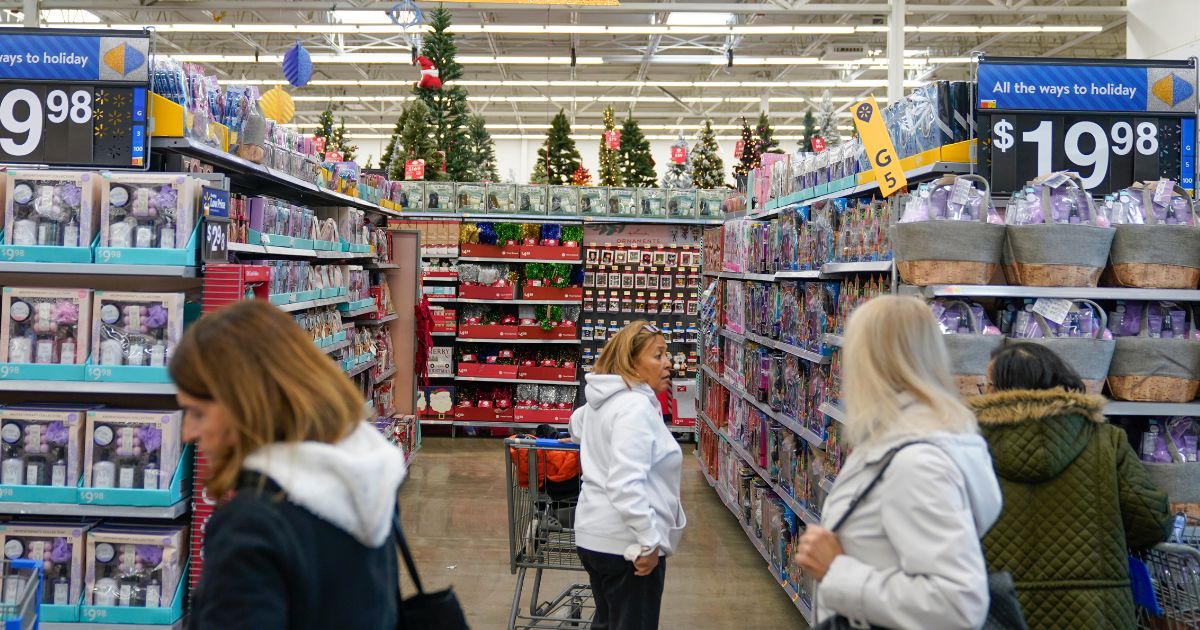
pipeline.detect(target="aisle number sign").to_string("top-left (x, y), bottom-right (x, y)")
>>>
top-left (0, 29), bottom-right (151, 168)
top-left (851, 97), bottom-right (907, 197)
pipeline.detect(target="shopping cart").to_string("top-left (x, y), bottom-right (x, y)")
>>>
top-left (0, 559), bottom-right (42, 630)
top-left (505, 436), bottom-right (593, 630)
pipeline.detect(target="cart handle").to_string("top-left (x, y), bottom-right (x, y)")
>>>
top-left (1150, 542), bottom-right (1200, 561)
top-left (504, 436), bottom-right (581, 449)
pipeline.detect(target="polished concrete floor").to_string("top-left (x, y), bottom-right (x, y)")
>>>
top-left (400, 436), bottom-right (809, 629)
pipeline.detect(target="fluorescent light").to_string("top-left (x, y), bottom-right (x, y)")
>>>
top-left (980, 25), bottom-right (1042, 33)
top-left (665, 12), bottom-right (734, 26)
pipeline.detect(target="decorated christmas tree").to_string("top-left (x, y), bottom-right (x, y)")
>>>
top-left (312, 108), bottom-right (336, 153)
top-left (598, 105), bottom-right (622, 186)
top-left (756, 111), bottom-right (781, 155)
top-left (815, 90), bottom-right (841, 148)
top-left (661, 133), bottom-right (693, 189)
top-left (465, 114), bottom-right (499, 182)
top-left (692, 119), bottom-right (726, 189)
top-left (389, 100), bottom-right (443, 180)
top-left (801, 111), bottom-right (817, 151)
top-left (732, 117), bottom-right (761, 188)
top-left (571, 166), bottom-right (592, 186)
top-left (380, 113), bottom-right (407, 170)
top-left (617, 116), bottom-right (656, 187)
top-left (529, 159), bottom-right (548, 185)
top-left (415, 7), bottom-right (472, 180)
top-left (332, 118), bottom-right (357, 162)
top-left (534, 110), bottom-right (583, 185)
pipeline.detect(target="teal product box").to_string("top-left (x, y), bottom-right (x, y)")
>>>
top-left (0, 521), bottom-right (92, 615)
top-left (516, 186), bottom-right (547, 215)
top-left (83, 526), bottom-right (187, 621)
top-left (396, 182), bottom-right (424, 211)
top-left (638, 188), bottom-right (666, 217)
top-left (486, 184), bottom-right (516, 214)
top-left (4, 170), bottom-right (102, 256)
top-left (0, 287), bottom-right (93, 367)
top-left (607, 188), bottom-right (636, 216)
top-left (549, 186), bottom-right (579, 216)
top-left (0, 404), bottom-right (93, 502)
top-left (98, 173), bottom-right (201, 252)
top-left (95, 223), bottom-right (200, 267)
top-left (579, 187), bottom-right (607, 216)
top-left (78, 445), bottom-right (193, 508)
top-left (91, 291), bottom-right (185, 372)
top-left (0, 363), bottom-right (86, 381)
top-left (268, 292), bottom-right (296, 306)
top-left (424, 182), bottom-right (456, 213)
top-left (83, 362), bottom-right (171, 384)
top-left (338, 298), bottom-right (376, 313)
top-left (667, 190), bottom-right (697, 218)
top-left (0, 242), bottom-right (92, 264)
top-left (295, 289), bottom-right (320, 302)
top-left (456, 184), bottom-right (485, 213)
top-left (697, 190), bottom-right (727, 218)
top-left (82, 410), bottom-right (183, 496)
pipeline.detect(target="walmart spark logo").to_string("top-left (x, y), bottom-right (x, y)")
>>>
top-left (1152, 73), bottom-right (1194, 107)
top-left (101, 42), bottom-right (145, 77)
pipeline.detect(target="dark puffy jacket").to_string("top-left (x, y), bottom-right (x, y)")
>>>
top-left (968, 389), bottom-right (1172, 630)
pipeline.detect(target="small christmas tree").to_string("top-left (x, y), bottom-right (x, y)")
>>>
top-left (534, 110), bottom-right (583, 186)
top-left (571, 165), bottom-right (592, 186)
top-left (380, 112), bottom-right (407, 171)
top-left (389, 100), bottom-right (443, 180)
top-left (332, 118), bottom-right (357, 162)
top-left (415, 7), bottom-right (472, 181)
top-left (661, 133), bottom-right (693, 189)
top-left (313, 108), bottom-right (336, 153)
top-left (617, 116), bottom-right (656, 188)
top-left (529, 158), bottom-right (548, 185)
top-left (465, 114), bottom-right (499, 182)
top-left (732, 117), bottom-right (761, 188)
top-left (801, 111), bottom-right (817, 151)
top-left (815, 90), bottom-right (841, 148)
top-left (756, 111), bottom-right (782, 155)
top-left (598, 105), bottom-right (622, 186)
top-left (692, 119), bottom-right (726, 189)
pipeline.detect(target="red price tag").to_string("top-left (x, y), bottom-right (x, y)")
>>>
top-left (734, 140), bottom-right (745, 158)
top-left (811, 137), bottom-right (827, 153)
top-left (313, 137), bottom-right (326, 154)
top-left (671, 146), bottom-right (687, 164)
top-left (604, 129), bottom-right (621, 149)
top-left (405, 159), bottom-right (426, 180)
top-left (324, 151), bottom-right (344, 162)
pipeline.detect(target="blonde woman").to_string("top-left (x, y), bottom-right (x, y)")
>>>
top-left (795, 296), bottom-right (1003, 629)
top-left (569, 321), bottom-right (686, 630)
top-left (169, 300), bottom-right (409, 630)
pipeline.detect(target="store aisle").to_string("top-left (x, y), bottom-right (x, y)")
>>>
top-left (400, 436), bottom-right (809, 628)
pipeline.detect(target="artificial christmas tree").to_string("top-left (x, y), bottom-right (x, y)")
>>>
top-left (732, 118), bottom-right (761, 188)
top-left (814, 90), bottom-right (841, 148)
top-left (465, 114), bottom-right (499, 182)
top-left (661, 133), bottom-right (693, 189)
top-left (692, 119), bottom-right (726, 189)
top-left (380, 113), bottom-right (407, 172)
top-left (617, 116), bottom-right (656, 187)
top-left (598, 106), bottom-right (622, 186)
top-left (414, 7), bottom-right (472, 181)
top-left (529, 159), bottom-right (548, 185)
top-left (388, 101), bottom-right (443, 180)
top-left (332, 118), bottom-right (357, 162)
top-left (533, 110), bottom-right (583, 186)
top-left (756, 111), bottom-right (782, 155)
top-left (571, 166), bottom-right (592, 186)
top-left (801, 111), bottom-right (817, 152)
top-left (312, 108), bottom-right (336, 154)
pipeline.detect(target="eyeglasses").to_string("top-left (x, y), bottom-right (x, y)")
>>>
top-left (642, 324), bottom-right (660, 334)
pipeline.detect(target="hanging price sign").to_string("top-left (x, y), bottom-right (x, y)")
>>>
top-left (0, 29), bottom-right (151, 168)
top-left (811, 137), bottom-right (827, 153)
top-left (734, 140), bottom-right (745, 158)
top-left (977, 56), bottom-right (1197, 195)
top-left (604, 129), bottom-right (620, 149)
top-left (405, 159), bottom-right (425, 180)
top-left (670, 146), bottom-right (686, 164)
top-left (324, 150), bottom-right (343, 162)
top-left (313, 136), bottom-right (326, 155)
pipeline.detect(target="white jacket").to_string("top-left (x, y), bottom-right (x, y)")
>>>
top-left (816, 409), bottom-right (1002, 630)
top-left (569, 374), bottom-right (687, 558)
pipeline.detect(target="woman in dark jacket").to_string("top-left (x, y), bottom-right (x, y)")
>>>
top-left (969, 343), bottom-right (1172, 630)
top-left (170, 300), bottom-right (408, 629)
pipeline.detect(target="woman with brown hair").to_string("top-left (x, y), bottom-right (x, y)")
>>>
top-left (170, 299), bottom-right (408, 630)
top-left (569, 320), bottom-right (685, 630)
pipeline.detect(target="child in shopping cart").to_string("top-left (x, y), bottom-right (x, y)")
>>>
top-left (510, 424), bottom-right (582, 526)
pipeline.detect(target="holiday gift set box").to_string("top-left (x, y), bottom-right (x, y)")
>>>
top-left (456, 362), bottom-right (518, 379)
top-left (458, 283), bottom-right (516, 301)
top-left (637, 188), bottom-right (667, 218)
top-left (514, 408), bottom-right (571, 425)
top-left (607, 188), bottom-right (637, 216)
top-left (456, 184), bottom-right (485, 213)
top-left (0, 404), bottom-right (93, 502)
top-left (697, 190), bottom-right (729, 218)
top-left (667, 190), bottom-right (697, 218)
top-left (454, 406), bottom-right (514, 422)
top-left (0, 287), bottom-right (93, 379)
top-left (579, 187), bottom-right (607, 216)
top-left (77, 444), bottom-right (192, 508)
top-left (3, 170), bottom-right (102, 263)
top-left (83, 409), bottom-right (183, 493)
top-left (83, 525), bottom-right (188, 623)
top-left (486, 184), bottom-right (517, 214)
top-left (96, 173), bottom-right (202, 266)
top-left (0, 520), bottom-right (93, 621)
top-left (424, 183), bottom-right (456, 213)
top-left (89, 292), bottom-right (187, 383)
top-left (516, 186), bottom-right (547, 215)
top-left (392, 181), bottom-right (424, 211)
top-left (548, 186), bottom-right (580, 216)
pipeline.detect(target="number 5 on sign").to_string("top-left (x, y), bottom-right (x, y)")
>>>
top-left (852, 97), bottom-right (907, 197)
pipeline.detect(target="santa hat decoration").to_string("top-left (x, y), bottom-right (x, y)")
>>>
top-left (414, 55), bottom-right (443, 91)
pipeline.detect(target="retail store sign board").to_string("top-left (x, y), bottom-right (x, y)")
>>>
top-left (852, 97), bottom-right (907, 197)
top-left (0, 28), bottom-right (151, 169)
top-left (977, 56), bottom-right (1198, 195)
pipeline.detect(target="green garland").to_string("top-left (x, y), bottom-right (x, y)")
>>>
top-left (495, 222), bottom-right (522, 245)
top-left (562, 225), bottom-right (583, 243)
top-left (535, 305), bottom-right (563, 331)
top-left (549, 263), bottom-right (572, 288)
top-left (525, 262), bottom-right (550, 284)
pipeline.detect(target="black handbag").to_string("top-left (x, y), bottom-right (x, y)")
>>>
top-left (394, 517), bottom-right (471, 629)
top-left (812, 441), bottom-right (1027, 630)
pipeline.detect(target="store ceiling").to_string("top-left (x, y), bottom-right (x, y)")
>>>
top-left (1, 0), bottom-right (1127, 142)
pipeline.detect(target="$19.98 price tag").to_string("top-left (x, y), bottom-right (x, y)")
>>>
top-left (0, 83), bottom-right (96, 165)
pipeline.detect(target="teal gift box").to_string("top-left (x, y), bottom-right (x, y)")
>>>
top-left (77, 445), bottom-right (193, 508)
top-left (94, 223), bottom-right (200, 267)
top-left (80, 561), bottom-right (188, 625)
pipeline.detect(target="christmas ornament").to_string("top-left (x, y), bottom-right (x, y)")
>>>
top-left (414, 55), bottom-right (442, 90)
top-left (258, 86), bottom-right (295, 124)
top-left (282, 41), bottom-right (313, 88)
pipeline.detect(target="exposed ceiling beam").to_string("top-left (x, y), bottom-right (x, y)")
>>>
top-left (1041, 16), bottom-right (1126, 57)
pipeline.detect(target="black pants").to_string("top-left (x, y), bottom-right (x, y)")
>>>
top-left (578, 547), bottom-right (666, 630)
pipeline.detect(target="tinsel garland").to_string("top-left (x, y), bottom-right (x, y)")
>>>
top-left (525, 262), bottom-right (550, 284)
top-left (561, 225), bottom-right (583, 244)
top-left (549, 263), bottom-right (572, 288)
top-left (535, 305), bottom-right (563, 331)
top-left (540, 224), bottom-right (562, 243)
top-left (481, 307), bottom-right (503, 324)
top-left (495, 222), bottom-right (522, 245)
top-left (521, 223), bottom-right (541, 242)
top-left (460, 222), bottom-right (480, 245)
top-left (477, 222), bottom-right (497, 245)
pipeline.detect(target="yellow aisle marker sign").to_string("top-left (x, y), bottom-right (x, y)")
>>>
top-left (852, 97), bottom-right (908, 197)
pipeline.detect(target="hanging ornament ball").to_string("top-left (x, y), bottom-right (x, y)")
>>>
top-left (258, 86), bottom-right (295, 124)
top-left (282, 41), bottom-right (313, 88)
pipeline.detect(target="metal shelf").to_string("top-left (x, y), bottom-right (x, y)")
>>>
top-left (0, 262), bottom-right (198, 277)
top-left (421, 253), bottom-right (460, 259)
top-left (0, 499), bottom-right (189, 519)
top-left (456, 298), bottom-right (580, 305)
top-left (373, 365), bottom-right (397, 385)
top-left (319, 339), bottom-right (351, 355)
top-left (274, 295), bottom-right (349, 313)
top-left (345, 359), bottom-right (378, 379)
top-left (1104, 401), bottom-right (1200, 416)
top-left (744, 332), bottom-right (831, 365)
top-left (821, 261), bottom-right (894, 275)
top-left (700, 366), bottom-right (825, 450)
top-left (749, 161), bottom-right (971, 220)
top-left (340, 304), bottom-right (379, 318)
top-left (421, 276), bottom-right (459, 283)
top-left (356, 313), bottom-right (399, 325)
top-left (43, 621), bottom-right (185, 630)
top-left (774, 270), bottom-right (823, 280)
top-left (455, 376), bottom-right (581, 386)
top-left (458, 257), bottom-right (582, 264)
top-left (0, 380), bottom-right (175, 395)
top-left (582, 215), bottom-right (722, 225)
top-left (432, 331), bottom-right (457, 337)
top-left (426, 297), bottom-right (458, 303)
top-left (915, 284), bottom-right (1200, 302)
top-left (458, 338), bottom-right (580, 344)
top-left (819, 402), bottom-right (846, 424)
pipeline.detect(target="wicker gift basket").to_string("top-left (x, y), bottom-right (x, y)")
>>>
top-left (1108, 180), bottom-right (1200, 289)
top-left (1003, 172), bottom-right (1114, 287)
top-left (1010, 299), bottom-right (1115, 396)
top-left (1108, 302), bottom-right (1200, 402)
top-left (892, 174), bottom-right (1006, 286)
top-left (933, 300), bottom-right (1005, 397)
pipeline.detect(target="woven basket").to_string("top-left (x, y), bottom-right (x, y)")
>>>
top-left (893, 175), bottom-right (1006, 286)
top-left (1003, 173), bottom-right (1114, 287)
top-left (939, 300), bottom-right (1005, 397)
top-left (1110, 181), bottom-right (1200, 289)
top-left (1108, 305), bottom-right (1200, 402)
top-left (1016, 300), bottom-right (1115, 395)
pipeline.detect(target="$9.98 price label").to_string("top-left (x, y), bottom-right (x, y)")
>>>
top-left (980, 113), bottom-right (1180, 197)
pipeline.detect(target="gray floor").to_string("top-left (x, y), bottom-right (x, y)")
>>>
top-left (400, 436), bottom-right (809, 629)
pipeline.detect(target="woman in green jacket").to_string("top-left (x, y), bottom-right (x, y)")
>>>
top-left (968, 342), bottom-right (1172, 630)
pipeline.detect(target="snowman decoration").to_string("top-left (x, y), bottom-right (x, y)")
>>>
top-left (414, 56), bottom-right (442, 90)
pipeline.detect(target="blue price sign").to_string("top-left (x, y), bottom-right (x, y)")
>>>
top-left (0, 29), bottom-right (151, 169)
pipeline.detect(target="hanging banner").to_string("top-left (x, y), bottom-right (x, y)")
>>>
top-left (405, 159), bottom-right (425, 180)
top-left (811, 137), bottom-right (827, 153)
top-left (604, 129), bottom-right (620, 149)
top-left (670, 146), bottom-right (686, 164)
top-left (977, 56), bottom-right (1198, 194)
top-left (851, 96), bottom-right (907, 197)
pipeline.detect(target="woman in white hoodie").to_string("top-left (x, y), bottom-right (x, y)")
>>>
top-left (570, 321), bottom-right (686, 630)
top-left (795, 296), bottom-right (1003, 629)
top-left (169, 300), bottom-right (409, 630)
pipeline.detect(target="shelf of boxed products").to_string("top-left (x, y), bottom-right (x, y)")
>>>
top-left (455, 376), bottom-right (581, 386)
top-left (339, 303), bottom-right (380, 319)
top-left (717, 329), bottom-right (830, 366)
top-left (43, 620), bottom-right (185, 630)
top-left (274, 295), bottom-right (349, 313)
top-left (151, 137), bottom-right (397, 216)
top-left (704, 262), bottom-right (893, 282)
top-left (226, 241), bottom-right (376, 261)
top-left (458, 257), bottom-right (584, 265)
top-left (355, 312), bottom-right (399, 326)
top-left (373, 365), bottom-right (398, 386)
top-left (694, 456), bottom-right (815, 623)
top-left (912, 284), bottom-right (1200, 302)
top-left (345, 359), bottom-right (378, 379)
top-left (0, 262), bottom-right (199, 278)
top-left (320, 338), bottom-right (352, 356)
top-left (750, 161), bottom-right (972, 221)
top-left (1103, 402), bottom-right (1200, 417)
top-left (700, 365), bottom-right (825, 450)
top-left (0, 498), bottom-right (189, 520)
top-left (458, 338), bottom-right (581, 345)
top-left (0, 380), bottom-right (176, 395)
